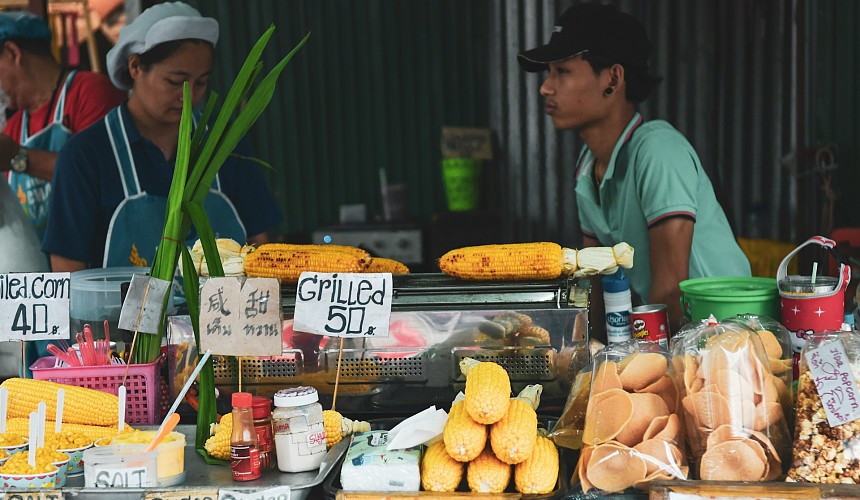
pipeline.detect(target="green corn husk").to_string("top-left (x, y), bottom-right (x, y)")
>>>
top-left (134, 27), bottom-right (309, 454)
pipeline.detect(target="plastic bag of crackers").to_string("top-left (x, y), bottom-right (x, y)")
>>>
top-left (572, 340), bottom-right (687, 494)
top-left (787, 329), bottom-right (860, 483)
top-left (672, 315), bottom-right (793, 481)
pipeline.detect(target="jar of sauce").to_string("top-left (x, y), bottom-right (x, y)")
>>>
top-left (272, 386), bottom-right (326, 472)
top-left (251, 396), bottom-right (274, 470)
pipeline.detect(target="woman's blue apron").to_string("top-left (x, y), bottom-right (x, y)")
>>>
top-left (9, 70), bottom-right (77, 242)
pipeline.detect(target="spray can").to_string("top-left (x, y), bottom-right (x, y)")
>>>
top-left (603, 269), bottom-right (632, 343)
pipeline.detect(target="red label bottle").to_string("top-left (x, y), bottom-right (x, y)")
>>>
top-left (230, 392), bottom-right (261, 481)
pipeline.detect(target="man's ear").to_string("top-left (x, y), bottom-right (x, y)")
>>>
top-left (127, 53), bottom-right (141, 80)
top-left (608, 63), bottom-right (625, 88)
top-left (3, 41), bottom-right (22, 64)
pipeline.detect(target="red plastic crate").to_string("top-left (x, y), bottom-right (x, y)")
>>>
top-left (30, 356), bottom-right (164, 425)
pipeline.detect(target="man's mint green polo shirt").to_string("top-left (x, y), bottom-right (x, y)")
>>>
top-left (575, 113), bottom-right (751, 301)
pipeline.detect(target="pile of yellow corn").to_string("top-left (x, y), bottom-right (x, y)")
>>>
top-left (1, 378), bottom-right (119, 426)
top-left (422, 358), bottom-right (559, 494)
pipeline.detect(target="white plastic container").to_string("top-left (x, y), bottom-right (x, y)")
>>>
top-left (111, 430), bottom-right (186, 486)
top-left (603, 269), bottom-right (632, 343)
top-left (273, 387), bottom-right (326, 473)
top-left (82, 444), bottom-right (158, 488)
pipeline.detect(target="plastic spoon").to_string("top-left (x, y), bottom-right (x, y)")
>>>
top-left (117, 386), bottom-right (126, 432)
top-left (27, 412), bottom-right (36, 468)
top-left (145, 413), bottom-right (180, 452)
top-left (37, 401), bottom-right (46, 448)
top-left (0, 386), bottom-right (7, 434)
top-left (55, 389), bottom-right (64, 434)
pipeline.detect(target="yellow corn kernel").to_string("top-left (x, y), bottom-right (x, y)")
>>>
top-left (460, 358), bottom-right (511, 424)
top-left (514, 435), bottom-right (558, 494)
top-left (204, 413), bottom-right (232, 460)
top-left (1, 379), bottom-right (118, 426)
top-left (322, 410), bottom-right (370, 450)
top-left (490, 385), bottom-right (542, 464)
top-left (43, 431), bottom-right (92, 450)
top-left (438, 242), bottom-right (563, 281)
top-left (0, 433), bottom-right (26, 447)
top-left (443, 393), bottom-right (487, 462)
top-left (421, 440), bottom-right (464, 492)
top-left (365, 257), bottom-right (410, 274)
top-left (4, 418), bottom-right (132, 442)
top-left (467, 446), bottom-right (511, 493)
top-left (244, 243), bottom-right (371, 283)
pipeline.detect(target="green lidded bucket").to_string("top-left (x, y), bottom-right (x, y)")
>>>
top-left (442, 158), bottom-right (482, 211)
top-left (679, 277), bottom-right (780, 322)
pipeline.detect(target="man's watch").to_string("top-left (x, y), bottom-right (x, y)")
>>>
top-left (10, 146), bottom-right (28, 173)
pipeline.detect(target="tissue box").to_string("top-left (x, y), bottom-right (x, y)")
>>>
top-left (341, 430), bottom-right (421, 491)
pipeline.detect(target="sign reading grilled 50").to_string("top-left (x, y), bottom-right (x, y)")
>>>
top-left (292, 273), bottom-right (392, 338)
top-left (0, 272), bottom-right (70, 341)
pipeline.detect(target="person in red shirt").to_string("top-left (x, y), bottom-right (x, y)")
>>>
top-left (0, 11), bottom-right (126, 240)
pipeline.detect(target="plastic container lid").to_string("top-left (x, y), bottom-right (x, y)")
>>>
top-left (232, 392), bottom-right (253, 408)
top-left (602, 268), bottom-right (629, 293)
top-left (274, 386), bottom-right (319, 407)
top-left (251, 396), bottom-right (272, 419)
top-left (69, 267), bottom-right (147, 320)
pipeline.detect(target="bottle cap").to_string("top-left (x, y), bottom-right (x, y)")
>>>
top-left (602, 268), bottom-right (629, 294)
top-left (232, 392), bottom-right (253, 408)
top-left (251, 396), bottom-right (272, 419)
top-left (274, 386), bottom-right (319, 407)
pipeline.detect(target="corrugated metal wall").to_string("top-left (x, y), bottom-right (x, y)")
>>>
top-left (491, 0), bottom-right (801, 247)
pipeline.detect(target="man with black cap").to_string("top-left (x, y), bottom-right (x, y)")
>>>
top-left (518, 3), bottom-right (750, 332)
top-left (0, 11), bottom-right (125, 242)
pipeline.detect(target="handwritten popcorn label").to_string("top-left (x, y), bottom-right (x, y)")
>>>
top-left (804, 339), bottom-right (860, 427)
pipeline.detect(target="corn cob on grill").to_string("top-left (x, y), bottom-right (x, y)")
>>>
top-left (1, 378), bottom-right (118, 426)
top-left (365, 257), bottom-right (410, 274)
top-left (244, 243), bottom-right (371, 283)
top-left (438, 242), bottom-right (564, 280)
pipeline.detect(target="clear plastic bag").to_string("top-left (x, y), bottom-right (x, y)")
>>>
top-left (787, 329), bottom-right (860, 483)
top-left (672, 318), bottom-right (792, 481)
top-left (572, 340), bottom-right (687, 493)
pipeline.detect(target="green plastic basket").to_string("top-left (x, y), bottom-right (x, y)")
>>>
top-left (679, 277), bottom-right (780, 322)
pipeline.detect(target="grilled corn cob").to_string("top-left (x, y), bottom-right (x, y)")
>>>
top-left (490, 384), bottom-right (542, 464)
top-left (460, 358), bottom-right (511, 424)
top-left (514, 434), bottom-right (559, 494)
top-left (243, 243), bottom-right (371, 283)
top-left (2, 378), bottom-right (118, 426)
top-left (365, 257), bottom-right (410, 274)
top-left (421, 440), bottom-right (464, 492)
top-left (204, 413), bottom-right (232, 460)
top-left (467, 446), bottom-right (512, 493)
top-left (443, 392), bottom-right (487, 462)
top-left (4, 418), bottom-right (133, 442)
top-left (438, 242), bottom-right (565, 280)
top-left (322, 410), bottom-right (370, 449)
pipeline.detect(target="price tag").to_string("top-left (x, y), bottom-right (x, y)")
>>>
top-left (293, 272), bottom-right (392, 338)
top-left (0, 272), bottom-right (70, 341)
top-left (118, 274), bottom-right (171, 333)
top-left (3, 493), bottom-right (63, 500)
top-left (90, 466), bottom-right (154, 488)
top-left (218, 486), bottom-right (291, 500)
top-left (199, 277), bottom-right (281, 356)
top-left (145, 489), bottom-right (218, 500)
top-left (805, 339), bottom-right (860, 427)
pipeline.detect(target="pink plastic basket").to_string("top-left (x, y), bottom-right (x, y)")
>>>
top-left (30, 356), bottom-right (164, 425)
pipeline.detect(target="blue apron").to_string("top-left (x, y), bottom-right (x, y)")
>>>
top-left (19, 71), bottom-right (77, 376)
top-left (9, 70), bottom-right (77, 241)
top-left (101, 106), bottom-right (247, 268)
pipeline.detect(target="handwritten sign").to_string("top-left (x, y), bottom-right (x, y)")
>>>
top-left (89, 465), bottom-right (154, 488)
top-left (4, 492), bottom-right (62, 500)
top-left (0, 273), bottom-right (70, 341)
top-left (199, 277), bottom-right (281, 356)
top-left (145, 489), bottom-right (218, 500)
top-left (441, 126), bottom-right (493, 160)
top-left (219, 486), bottom-right (291, 500)
top-left (117, 274), bottom-right (171, 333)
top-left (805, 340), bottom-right (860, 427)
top-left (293, 272), bottom-right (392, 338)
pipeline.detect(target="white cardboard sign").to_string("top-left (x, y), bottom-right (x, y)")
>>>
top-left (199, 277), bottom-right (281, 356)
top-left (805, 339), bottom-right (860, 427)
top-left (117, 274), bottom-right (171, 333)
top-left (0, 272), bottom-right (70, 341)
top-left (219, 486), bottom-right (291, 500)
top-left (292, 272), bottom-right (392, 338)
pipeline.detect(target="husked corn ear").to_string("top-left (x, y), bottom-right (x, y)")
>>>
top-left (443, 392), bottom-right (487, 462)
top-left (322, 410), bottom-right (370, 450)
top-left (460, 358), bottom-right (511, 425)
top-left (365, 257), bottom-right (410, 274)
top-left (514, 435), bottom-right (559, 494)
top-left (421, 440), bottom-right (464, 492)
top-left (2, 378), bottom-right (118, 426)
top-left (204, 413), bottom-right (232, 460)
top-left (467, 446), bottom-right (512, 493)
top-left (490, 385), bottom-right (542, 464)
top-left (244, 243), bottom-right (371, 283)
top-left (438, 242), bottom-right (563, 281)
top-left (4, 418), bottom-right (134, 442)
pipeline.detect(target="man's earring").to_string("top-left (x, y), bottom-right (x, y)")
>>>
top-left (604, 87), bottom-right (614, 96)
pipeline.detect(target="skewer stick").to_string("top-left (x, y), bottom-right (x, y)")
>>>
top-left (238, 357), bottom-right (243, 393)
top-left (331, 337), bottom-right (346, 412)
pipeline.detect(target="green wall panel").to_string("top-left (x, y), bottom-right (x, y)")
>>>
top-left (188, 0), bottom-right (489, 240)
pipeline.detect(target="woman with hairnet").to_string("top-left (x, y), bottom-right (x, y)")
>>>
top-left (43, 2), bottom-right (282, 272)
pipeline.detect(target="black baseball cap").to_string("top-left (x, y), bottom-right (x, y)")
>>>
top-left (518, 2), bottom-right (652, 72)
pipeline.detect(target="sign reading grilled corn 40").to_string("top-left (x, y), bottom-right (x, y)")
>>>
top-left (293, 272), bottom-right (392, 338)
top-left (0, 272), bottom-right (70, 341)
